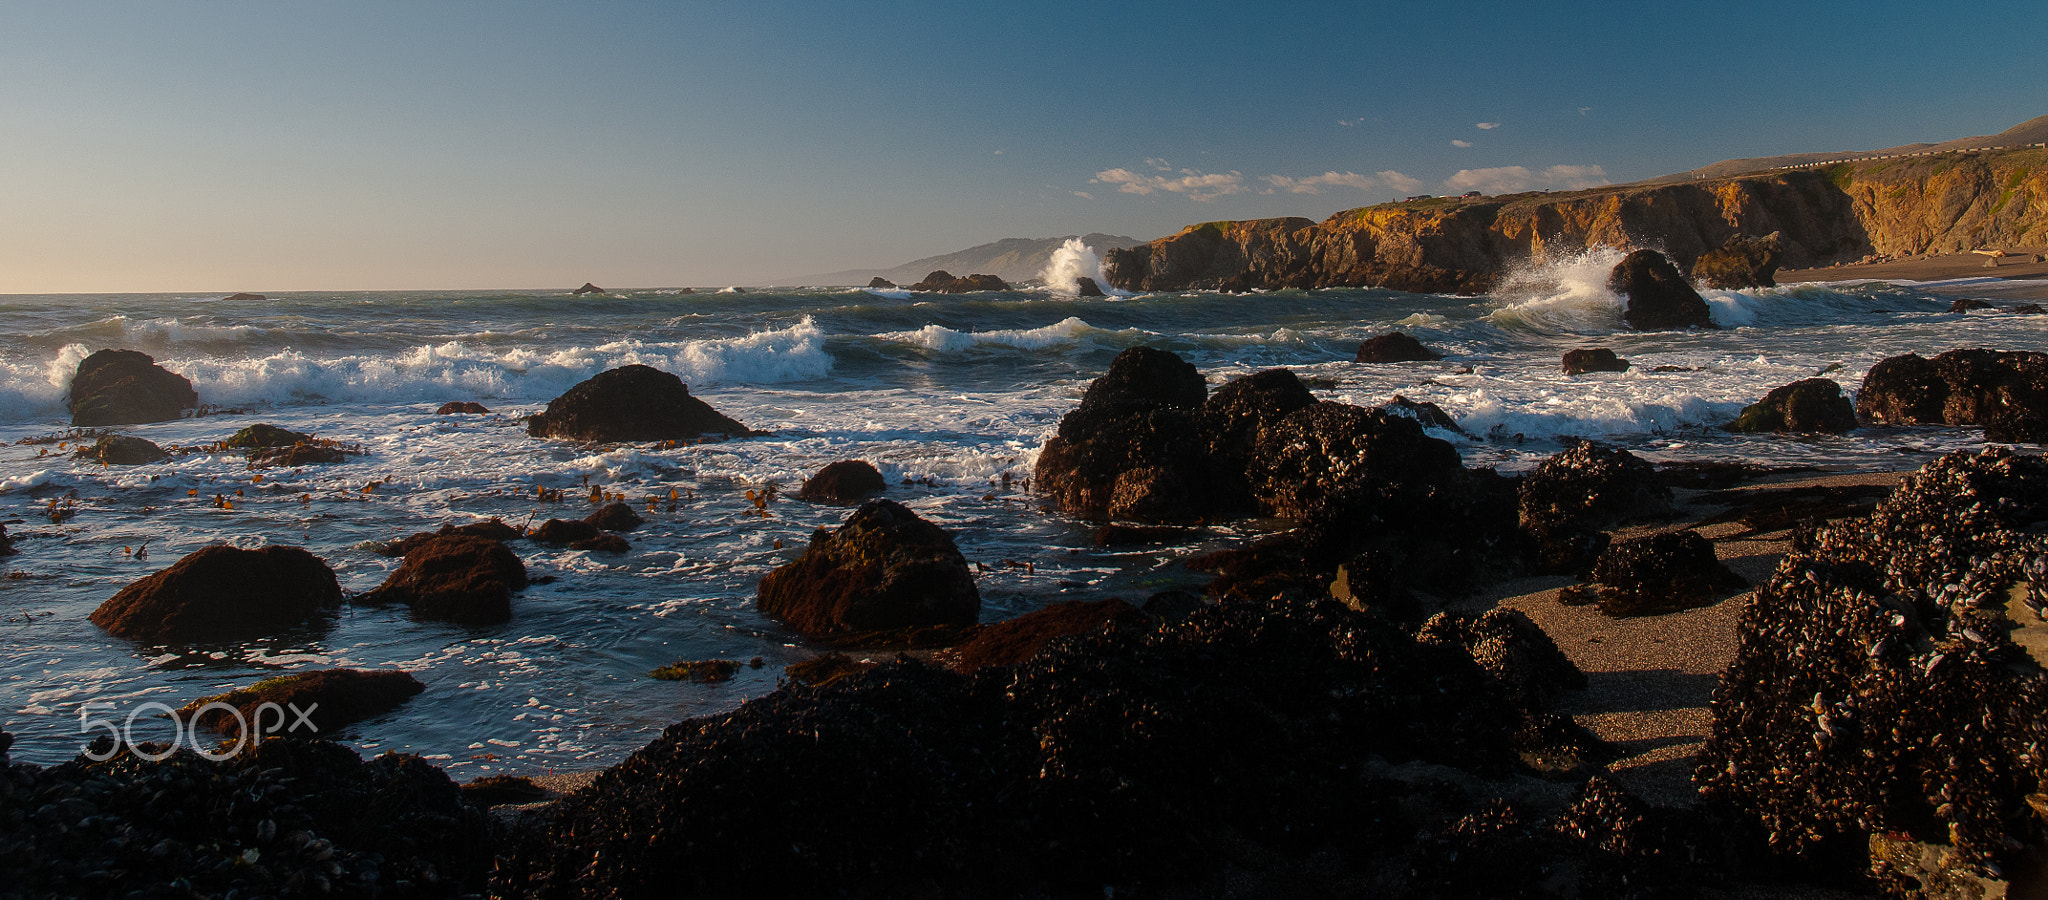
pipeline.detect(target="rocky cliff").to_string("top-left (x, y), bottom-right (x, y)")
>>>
top-left (1105, 147), bottom-right (2048, 294)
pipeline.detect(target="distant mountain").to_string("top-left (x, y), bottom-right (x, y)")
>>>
top-left (1638, 113), bottom-right (2048, 184)
top-left (783, 233), bottom-right (1148, 286)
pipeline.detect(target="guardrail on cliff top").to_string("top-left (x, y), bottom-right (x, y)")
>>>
top-left (1690, 142), bottom-right (2048, 179)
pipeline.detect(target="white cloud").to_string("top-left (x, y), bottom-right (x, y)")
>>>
top-left (1144, 157), bottom-right (1172, 171)
top-left (1093, 167), bottom-right (1247, 202)
top-left (1451, 139), bottom-right (1473, 148)
top-left (1475, 122), bottom-right (1500, 130)
top-left (993, 149), bottom-right (1003, 155)
top-left (1441, 164), bottom-right (1610, 195)
top-left (1378, 170), bottom-right (1423, 194)
top-left (1578, 107), bottom-right (1591, 116)
top-left (1262, 171), bottom-right (1379, 194)
top-left (1072, 191), bottom-right (1094, 199)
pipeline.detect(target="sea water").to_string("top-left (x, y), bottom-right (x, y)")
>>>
top-left (1, 257), bottom-right (2042, 772)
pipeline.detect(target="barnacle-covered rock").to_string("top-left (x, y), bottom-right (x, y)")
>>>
top-left (1560, 529), bottom-right (1747, 617)
top-left (1195, 367), bottom-right (1318, 512)
top-left (1517, 441), bottom-right (1673, 575)
top-left (1407, 777), bottom-right (1725, 897)
top-left (1696, 447), bottom-right (2048, 888)
top-left (1034, 346), bottom-right (1212, 523)
top-left (1856, 348), bottom-right (2048, 443)
top-left (756, 498), bottom-right (980, 639)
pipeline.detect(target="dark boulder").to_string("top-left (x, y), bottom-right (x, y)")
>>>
top-left (529, 519), bottom-right (601, 544)
top-left (867, 276), bottom-right (896, 289)
top-left (910, 270), bottom-right (1010, 292)
top-left (75, 435), bottom-right (167, 465)
top-left (1724, 378), bottom-right (1858, 433)
top-left (1690, 233), bottom-right (1782, 289)
top-left (180, 669), bottom-right (425, 741)
top-left (572, 282), bottom-right (605, 294)
top-left (1194, 368), bottom-right (1318, 512)
top-left (1609, 249), bottom-right (1716, 330)
top-left (1855, 349), bottom-right (2048, 442)
top-left (1035, 347), bottom-right (1211, 523)
top-left (1248, 401), bottom-right (1463, 520)
top-left (436, 401), bottom-right (490, 414)
top-left (0, 523), bottom-right (13, 557)
top-left (1354, 331), bottom-right (1442, 362)
top-left (584, 502), bottom-right (645, 532)
top-left (380, 519), bottom-right (524, 557)
top-left (67, 349), bottom-right (198, 427)
top-left (527, 364), bottom-right (751, 442)
top-left (1950, 298), bottom-right (1996, 312)
top-left (225, 423), bottom-right (309, 449)
top-left (799, 460), bottom-right (887, 504)
top-left (943, 599), bottom-right (1149, 671)
top-left (90, 545), bottom-right (342, 641)
top-left (220, 292), bottom-right (266, 302)
top-left (572, 533), bottom-right (632, 553)
top-left (1696, 448), bottom-right (2048, 888)
top-left (1075, 276), bottom-right (1105, 297)
top-left (2015, 303), bottom-right (2045, 315)
top-left (1517, 442), bottom-right (1673, 576)
top-left (1377, 394), bottom-right (1464, 433)
top-left (357, 534), bottom-right (526, 625)
top-left (1561, 347), bottom-right (1630, 375)
top-left (1559, 530), bottom-right (1744, 616)
top-left (756, 499), bottom-right (980, 639)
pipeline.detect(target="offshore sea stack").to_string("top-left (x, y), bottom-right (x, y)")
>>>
top-left (756, 498), bottom-right (980, 640)
top-left (1856, 349), bottom-right (2048, 442)
top-left (527, 364), bottom-right (751, 442)
top-left (90, 545), bottom-right (343, 641)
top-left (1695, 447), bottom-right (2048, 895)
top-left (67, 348), bottom-right (198, 427)
top-left (909, 270), bottom-right (1009, 292)
top-left (1608, 249), bottom-right (1717, 330)
top-left (492, 593), bottom-right (1645, 898)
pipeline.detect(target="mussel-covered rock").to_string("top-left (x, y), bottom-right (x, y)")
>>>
top-left (491, 592), bottom-right (1603, 897)
top-left (73, 434), bottom-right (167, 465)
top-left (1855, 349), bottom-right (2048, 443)
top-left (90, 545), bottom-right (343, 641)
top-left (756, 498), bottom-right (980, 639)
top-left (1696, 447), bottom-right (2048, 889)
top-left (0, 738), bottom-right (491, 896)
top-left (1034, 346), bottom-right (1211, 523)
top-left (179, 669), bottom-right (425, 741)
top-left (526, 364), bottom-right (751, 443)
top-left (1724, 378), bottom-right (1858, 434)
top-left (1194, 367), bottom-right (1318, 513)
top-left (1561, 347), bottom-right (1630, 375)
top-left (1609, 249), bottom-right (1716, 330)
top-left (67, 348), bottom-right (198, 426)
top-left (356, 534), bottom-right (526, 625)
top-left (942, 598), bottom-right (1148, 671)
top-left (1517, 442), bottom-right (1673, 575)
top-left (1559, 529), bottom-right (1746, 616)
top-left (1408, 777), bottom-right (1724, 897)
top-left (798, 459), bottom-right (888, 504)
top-left (1354, 331), bottom-right (1442, 363)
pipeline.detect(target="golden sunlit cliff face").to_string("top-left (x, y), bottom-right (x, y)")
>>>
top-left (1103, 148), bottom-right (2048, 294)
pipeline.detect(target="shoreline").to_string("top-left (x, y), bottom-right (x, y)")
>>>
top-left (1780, 249), bottom-right (2048, 300)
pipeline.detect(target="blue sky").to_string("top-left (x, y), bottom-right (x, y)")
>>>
top-left (2, 1), bottom-right (2042, 291)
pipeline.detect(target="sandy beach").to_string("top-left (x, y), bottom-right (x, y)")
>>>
top-left (1781, 249), bottom-right (2048, 300)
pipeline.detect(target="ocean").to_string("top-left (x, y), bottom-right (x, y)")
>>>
top-left (1, 243), bottom-right (2041, 773)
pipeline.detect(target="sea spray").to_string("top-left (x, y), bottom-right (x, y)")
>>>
top-left (1486, 247), bottom-right (1631, 333)
top-left (1039, 238), bottom-right (1108, 294)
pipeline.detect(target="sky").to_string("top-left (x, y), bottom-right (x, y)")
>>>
top-left (2, 0), bottom-right (2043, 292)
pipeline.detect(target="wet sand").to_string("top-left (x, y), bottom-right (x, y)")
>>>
top-left (1781, 250), bottom-right (2048, 301)
top-left (1456, 468), bottom-right (1910, 807)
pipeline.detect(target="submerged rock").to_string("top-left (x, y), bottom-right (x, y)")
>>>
top-left (798, 459), bottom-right (887, 504)
top-left (357, 534), bottom-right (526, 625)
top-left (527, 364), bottom-right (751, 442)
top-left (1559, 529), bottom-right (1746, 616)
top-left (1690, 232), bottom-right (1782, 289)
top-left (1724, 378), bottom-right (1858, 433)
top-left (1354, 331), bottom-right (1442, 363)
top-left (1561, 347), bottom-right (1629, 375)
top-left (1609, 249), bottom-right (1716, 330)
top-left (74, 434), bottom-right (167, 465)
top-left (67, 349), bottom-right (198, 427)
top-left (436, 401), bottom-right (490, 414)
top-left (1696, 447), bottom-right (2048, 889)
top-left (180, 669), bottom-right (425, 741)
top-left (756, 499), bottom-right (980, 639)
top-left (90, 545), bottom-right (342, 641)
